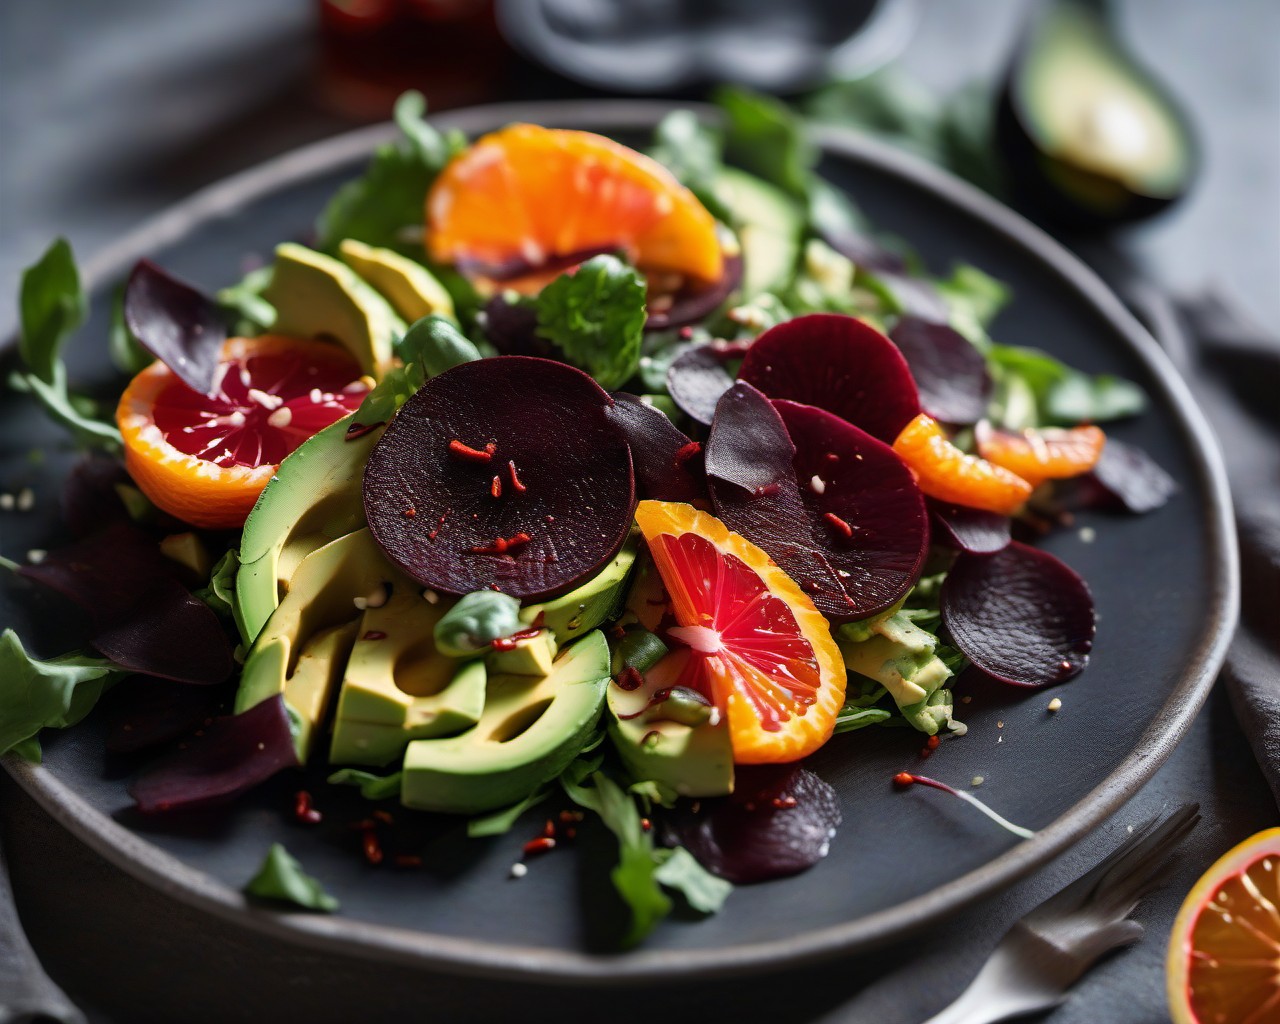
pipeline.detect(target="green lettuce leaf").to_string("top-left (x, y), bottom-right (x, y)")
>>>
top-left (108, 286), bottom-right (153, 375)
top-left (244, 843), bottom-right (339, 912)
top-left (988, 344), bottom-right (1147, 427)
top-left (327, 768), bottom-right (403, 801)
top-left (715, 86), bottom-right (816, 201)
top-left (467, 788), bottom-right (550, 838)
top-left (194, 549), bottom-right (239, 618)
top-left (649, 110), bottom-right (731, 223)
top-left (652, 846), bottom-right (732, 914)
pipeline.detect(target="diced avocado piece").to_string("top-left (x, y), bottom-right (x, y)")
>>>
top-left (401, 631), bottom-right (611, 815)
top-left (837, 612), bottom-right (955, 736)
top-left (518, 540), bottom-right (637, 643)
top-left (234, 417), bottom-right (382, 645)
top-left (621, 551), bottom-right (668, 633)
top-left (338, 239), bottom-right (455, 323)
top-left (485, 629), bottom-right (557, 677)
top-left (236, 529), bottom-right (400, 758)
top-left (264, 242), bottom-right (406, 379)
top-left (713, 167), bottom-right (802, 299)
top-left (159, 532), bottom-right (212, 581)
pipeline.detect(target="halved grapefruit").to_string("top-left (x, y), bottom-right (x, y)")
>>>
top-left (633, 500), bottom-right (845, 764)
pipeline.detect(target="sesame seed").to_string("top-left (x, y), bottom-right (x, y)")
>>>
top-left (1048, 697), bottom-right (1063, 712)
top-left (510, 863), bottom-right (528, 879)
top-left (809, 475), bottom-right (826, 495)
top-left (971, 776), bottom-right (984, 787)
top-left (26, 549), bottom-right (46, 564)
top-left (16, 488), bottom-right (34, 511)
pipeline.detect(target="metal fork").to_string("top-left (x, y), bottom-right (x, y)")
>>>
top-left (922, 802), bottom-right (1201, 1024)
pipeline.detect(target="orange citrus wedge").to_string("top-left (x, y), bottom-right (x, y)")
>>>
top-left (427, 124), bottom-right (724, 289)
top-left (976, 422), bottom-right (1106, 489)
top-left (892, 414), bottom-right (1034, 515)
top-left (1168, 828), bottom-right (1280, 1024)
top-left (117, 335), bottom-right (367, 530)
top-left (633, 500), bottom-right (845, 764)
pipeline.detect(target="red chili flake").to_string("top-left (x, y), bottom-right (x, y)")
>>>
top-left (558, 810), bottom-right (584, 825)
top-left (469, 532), bottom-right (533, 556)
top-left (394, 854), bottom-right (424, 869)
top-left (508, 460), bottom-right (528, 493)
top-left (564, 827), bottom-right (577, 840)
top-left (926, 735), bottom-right (941, 751)
top-left (362, 630), bottom-right (388, 641)
top-left (373, 809), bottom-right (394, 825)
top-left (678, 326), bottom-right (694, 340)
top-left (771, 795), bottom-right (798, 810)
top-left (893, 772), bottom-right (916, 787)
top-left (362, 827), bottom-right (384, 865)
top-left (674, 441), bottom-right (702, 466)
top-left (403, 507), bottom-right (417, 517)
top-left (541, 819), bottom-right (557, 839)
top-left (490, 627), bottom-right (543, 652)
top-left (609, 624), bottom-right (628, 640)
top-left (545, 515), bottom-right (555, 523)
top-left (427, 530), bottom-right (439, 541)
top-left (1059, 660), bottom-right (1073, 672)
top-left (618, 665), bottom-right (644, 691)
top-left (490, 475), bottom-right (503, 498)
top-left (345, 421), bottom-right (383, 441)
top-left (824, 452), bottom-right (840, 466)
top-left (522, 837), bottom-right (556, 858)
top-left (640, 818), bottom-right (652, 832)
top-left (294, 790), bottom-right (322, 825)
top-left (824, 512), bottom-right (854, 538)
top-left (448, 439), bottom-right (494, 463)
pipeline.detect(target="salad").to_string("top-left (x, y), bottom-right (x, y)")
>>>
top-left (1, 90), bottom-right (1177, 945)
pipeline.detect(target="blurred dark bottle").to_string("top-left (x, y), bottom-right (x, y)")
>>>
top-left (315, 0), bottom-right (510, 120)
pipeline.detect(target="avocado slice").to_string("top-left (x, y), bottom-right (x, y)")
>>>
top-left (401, 631), bottom-right (611, 815)
top-left (485, 628), bottom-right (557, 678)
top-left (264, 242), bottom-right (406, 378)
top-left (234, 417), bottom-right (383, 645)
top-left (713, 167), bottom-right (803, 299)
top-left (998, 0), bottom-right (1196, 225)
top-left (837, 612), bottom-right (957, 736)
top-left (518, 540), bottom-right (637, 643)
top-left (338, 239), bottom-right (455, 323)
top-left (236, 528), bottom-right (401, 759)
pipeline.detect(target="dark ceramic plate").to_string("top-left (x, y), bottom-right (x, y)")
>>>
top-left (0, 100), bottom-right (1236, 983)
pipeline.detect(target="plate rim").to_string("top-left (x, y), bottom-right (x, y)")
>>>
top-left (2, 98), bottom-right (1238, 983)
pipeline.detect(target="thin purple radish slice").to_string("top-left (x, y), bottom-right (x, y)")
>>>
top-left (124, 260), bottom-right (228, 397)
top-left (928, 498), bottom-right (1011, 554)
top-left (645, 252), bottom-right (743, 332)
top-left (705, 384), bottom-right (860, 620)
top-left (105, 679), bottom-right (222, 754)
top-left (738, 313), bottom-right (921, 443)
top-left (889, 316), bottom-right (992, 425)
top-left (666, 344), bottom-right (738, 426)
top-left (940, 542), bottom-right (1095, 687)
top-left (774, 400), bottom-right (928, 617)
top-left (1079, 439), bottom-right (1178, 514)
top-left (19, 522), bottom-right (234, 685)
top-left (129, 695), bottom-right (298, 814)
top-left (363, 356), bottom-right (635, 601)
top-left (661, 765), bottom-right (841, 883)
top-left (606, 394), bottom-right (708, 505)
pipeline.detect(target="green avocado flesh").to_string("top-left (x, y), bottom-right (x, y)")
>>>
top-left (401, 631), bottom-right (611, 815)
top-left (264, 242), bottom-right (405, 379)
top-left (1015, 2), bottom-right (1191, 197)
top-left (338, 239), bottom-right (455, 323)
top-left (713, 167), bottom-right (802, 299)
top-left (838, 612), bottom-right (956, 736)
top-left (234, 417), bottom-right (383, 646)
top-left (518, 540), bottom-right (637, 643)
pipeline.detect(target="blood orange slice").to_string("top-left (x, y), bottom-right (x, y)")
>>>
top-left (427, 124), bottom-right (723, 290)
top-left (975, 422), bottom-right (1106, 489)
top-left (633, 500), bottom-right (845, 764)
top-left (1167, 828), bottom-right (1280, 1024)
top-left (116, 335), bottom-right (368, 529)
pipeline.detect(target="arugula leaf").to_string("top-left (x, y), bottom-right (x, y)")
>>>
top-left (11, 737), bottom-right (42, 764)
top-left (9, 365), bottom-right (122, 449)
top-left (649, 111), bottom-right (731, 223)
top-left (652, 847), bottom-right (732, 914)
top-left (108, 286), bottom-right (153, 375)
top-left (327, 768), bottom-right (403, 801)
top-left (19, 238), bottom-right (86, 383)
top-left (936, 265), bottom-right (1010, 331)
top-left (194, 549), bottom-right (238, 618)
top-left (0, 629), bottom-right (123, 759)
top-left (534, 256), bottom-right (647, 391)
top-left (467, 788), bottom-right (550, 838)
top-left (244, 843), bottom-right (339, 912)
top-left (217, 266), bottom-right (277, 335)
top-left (987, 344), bottom-right (1147, 427)
top-left (715, 86), bottom-right (816, 201)
top-left (1045, 372), bottom-right (1147, 424)
top-left (315, 91), bottom-right (465, 254)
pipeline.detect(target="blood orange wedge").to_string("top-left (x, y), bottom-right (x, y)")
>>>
top-left (116, 335), bottom-right (368, 530)
top-left (1167, 828), bottom-right (1280, 1024)
top-left (427, 124), bottom-right (724, 290)
top-left (633, 500), bottom-right (845, 764)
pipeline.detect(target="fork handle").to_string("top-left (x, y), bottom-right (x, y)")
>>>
top-left (921, 950), bottom-right (1063, 1024)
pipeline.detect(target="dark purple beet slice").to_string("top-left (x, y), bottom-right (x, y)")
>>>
top-left (62, 454), bottom-right (132, 537)
top-left (662, 765), bottom-right (841, 884)
top-left (877, 274), bottom-right (951, 322)
top-left (737, 313), bottom-right (921, 443)
top-left (819, 225), bottom-right (907, 275)
top-left (129, 695), bottom-right (298, 814)
top-left (666, 344), bottom-right (737, 426)
top-left (1079, 439), bottom-right (1178, 514)
top-left (645, 252), bottom-right (743, 332)
top-left (889, 316), bottom-right (992, 425)
top-left (606, 394), bottom-right (708, 505)
top-left (105, 679), bottom-right (222, 754)
top-left (774, 400), bottom-right (928, 616)
top-left (928, 498), bottom-right (1012, 554)
top-left (363, 356), bottom-right (636, 601)
top-left (481, 295), bottom-right (548, 357)
top-left (940, 542), bottom-right (1096, 687)
top-left (457, 245), bottom-right (617, 284)
top-left (19, 522), bottom-right (234, 685)
top-left (124, 260), bottom-right (228, 397)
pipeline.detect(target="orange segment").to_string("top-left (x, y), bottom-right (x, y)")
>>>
top-left (892, 414), bottom-right (1034, 515)
top-left (427, 124), bottom-right (724, 288)
top-left (976, 423), bottom-right (1106, 489)
top-left (1167, 828), bottom-right (1280, 1024)
top-left (633, 500), bottom-right (845, 764)
top-left (116, 335), bottom-right (367, 530)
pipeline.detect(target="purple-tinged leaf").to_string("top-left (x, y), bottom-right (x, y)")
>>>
top-left (105, 679), bottom-right (223, 754)
top-left (19, 522), bottom-right (234, 685)
top-left (123, 260), bottom-right (228, 397)
top-left (129, 695), bottom-right (298, 814)
top-left (62, 454), bottom-right (132, 537)
top-left (662, 765), bottom-right (840, 884)
top-left (928, 498), bottom-right (1011, 554)
top-left (645, 252), bottom-right (743, 332)
top-left (819, 225), bottom-right (908, 275)
top-left (666, 344), bottom-right (739, 426)
top-left (364, 356), bottom-right (636, 601)
top-left (1078, 439), bottom-right (1178, 514)
top-left (738, 313), bottom-right (921, 443)
top-left (606, 394), bottom-right (708, 505)
top-left (940, 542), bottom-right (1095, 687)
top-left (481, 295), bottom-right (548, 357)
top-left (889, 316), bottom-right (992, 425)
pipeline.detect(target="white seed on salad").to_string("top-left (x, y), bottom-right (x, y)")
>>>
top-left (423, 589), bottom-right (440, 604)
top-left (266, 407), bottom-right (292, 429)
top-left (510, 862), bottom-right (528, 879)
top-left (16, 488), bottom-right (34, 511)
top-left (1079, 526), bottom-right (1096, 543)
top-left (971, 776), bottom-right (985, 787)
top-left (353, 596), bottom-right (368, 610)
top-left (809, 475), bottom-right (826, 495)
top-left (0, 494), bottom-right (13, 511)
top-left (1048, 697), bottom-right (1063, 712)
top-left (26, 549), bottom-right (46, 564)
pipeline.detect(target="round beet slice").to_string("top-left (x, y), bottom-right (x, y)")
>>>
top-left (940, 542), bottom-right (1096, 687)
top-left (774, 400), bottom-right (928, 617)
top-left (928, 498), bottom-right (1011, 554)
top-left (363, 356), bottom-right (635, 601)
top-left (645, 252), bottom-right (743, 332)
top-left (889, 316), bottom-right (992, 426)
top-left (738, 313), bottom-right (921, 443)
